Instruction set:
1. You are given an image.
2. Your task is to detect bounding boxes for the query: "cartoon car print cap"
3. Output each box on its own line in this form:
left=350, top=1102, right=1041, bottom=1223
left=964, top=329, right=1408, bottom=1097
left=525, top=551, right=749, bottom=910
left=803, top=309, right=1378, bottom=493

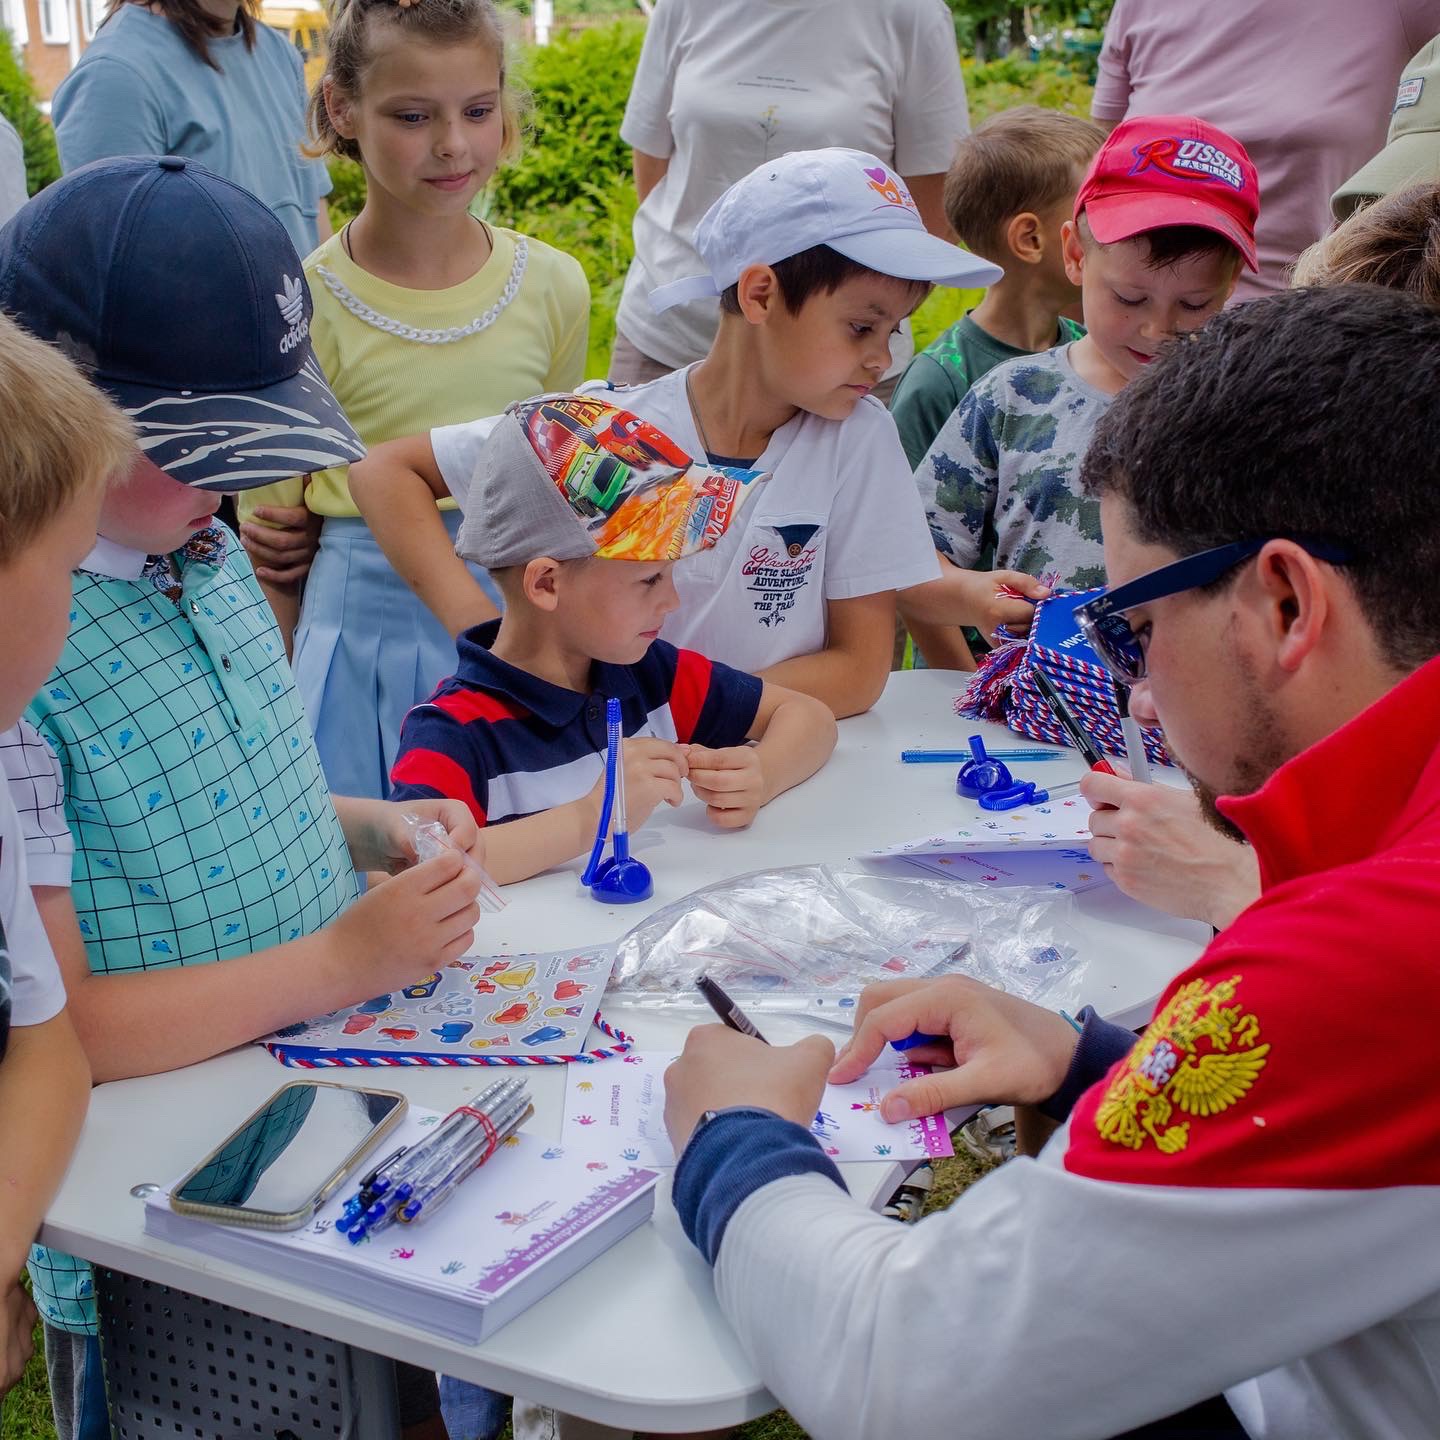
left=456, top=393, right=766, bottom=569
left=648, top=147, right=1003, bottom=314
left=1075, top=115, right=1260, bottom=272
left=0, top=155, right=365, bottom=490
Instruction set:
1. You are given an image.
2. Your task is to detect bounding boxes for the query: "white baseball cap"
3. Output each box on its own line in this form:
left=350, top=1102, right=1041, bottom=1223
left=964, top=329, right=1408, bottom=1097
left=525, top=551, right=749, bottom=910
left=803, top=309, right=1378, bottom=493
left=649, top=147, right=1003, bottom=314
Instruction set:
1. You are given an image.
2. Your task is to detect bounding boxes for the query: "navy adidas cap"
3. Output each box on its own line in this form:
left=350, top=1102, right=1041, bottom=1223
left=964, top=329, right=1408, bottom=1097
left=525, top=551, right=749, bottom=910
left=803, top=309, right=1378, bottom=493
left=0, top=155, right=364, bottom=490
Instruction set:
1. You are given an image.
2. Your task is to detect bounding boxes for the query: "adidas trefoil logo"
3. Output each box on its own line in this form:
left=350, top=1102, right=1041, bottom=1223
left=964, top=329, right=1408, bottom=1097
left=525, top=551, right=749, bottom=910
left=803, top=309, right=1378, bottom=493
left=275, top=275, right=310, bottom=354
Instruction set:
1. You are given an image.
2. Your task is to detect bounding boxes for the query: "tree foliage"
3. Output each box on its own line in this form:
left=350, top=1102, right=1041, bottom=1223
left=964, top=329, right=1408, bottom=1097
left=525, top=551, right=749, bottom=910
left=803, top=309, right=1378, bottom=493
left=0, top=27, right=60, bottom=196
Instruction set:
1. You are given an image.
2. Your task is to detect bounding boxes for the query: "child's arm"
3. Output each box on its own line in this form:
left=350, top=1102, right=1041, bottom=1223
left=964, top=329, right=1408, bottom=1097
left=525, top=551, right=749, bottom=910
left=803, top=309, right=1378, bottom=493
left=0, top=1009, right=89, bottom=1393
left=898, top=557, right=1051, bottom=648
left=394, top=738, right=689, bottom=886
left=33, top=848, right=487, bottom=1082
left=758, top=590, right=897, bottom=718
left=685, top=681, right=836, bottom=829
left=347, top=432, right=499, bottom=638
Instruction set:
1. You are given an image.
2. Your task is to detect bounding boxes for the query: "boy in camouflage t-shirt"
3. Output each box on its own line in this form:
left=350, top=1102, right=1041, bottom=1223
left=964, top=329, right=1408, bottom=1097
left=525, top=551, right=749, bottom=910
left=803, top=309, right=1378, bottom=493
left=917, top=343, right=1110, bottom=592
left=910, top=115, right=1258, bottom=645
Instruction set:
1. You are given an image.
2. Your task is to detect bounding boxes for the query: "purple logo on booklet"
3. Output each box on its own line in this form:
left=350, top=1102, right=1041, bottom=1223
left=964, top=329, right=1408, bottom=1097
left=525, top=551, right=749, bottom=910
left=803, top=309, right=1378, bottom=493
left=470, top=1169, right=659, bottom=1295
left=896, top=1061, right=954, bottom=1157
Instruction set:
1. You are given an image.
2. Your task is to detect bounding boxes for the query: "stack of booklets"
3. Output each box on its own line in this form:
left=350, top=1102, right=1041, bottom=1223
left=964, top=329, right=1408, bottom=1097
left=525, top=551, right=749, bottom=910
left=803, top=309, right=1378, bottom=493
left=962, top=589, right=1172, bottom=768
left=144, top=1112, right=659, bottom=1343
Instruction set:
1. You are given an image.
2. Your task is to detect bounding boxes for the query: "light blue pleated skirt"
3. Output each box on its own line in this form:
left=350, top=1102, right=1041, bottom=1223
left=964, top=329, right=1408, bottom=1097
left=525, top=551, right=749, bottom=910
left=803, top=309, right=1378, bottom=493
left=292, top=510, right=502, bottom=801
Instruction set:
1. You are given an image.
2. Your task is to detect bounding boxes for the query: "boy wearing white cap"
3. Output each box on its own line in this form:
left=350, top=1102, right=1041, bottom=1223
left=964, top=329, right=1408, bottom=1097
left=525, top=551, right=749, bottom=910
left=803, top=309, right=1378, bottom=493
left=350, top=148, right=1004, bottom=717
left=389, top=394, right=837, bottom=886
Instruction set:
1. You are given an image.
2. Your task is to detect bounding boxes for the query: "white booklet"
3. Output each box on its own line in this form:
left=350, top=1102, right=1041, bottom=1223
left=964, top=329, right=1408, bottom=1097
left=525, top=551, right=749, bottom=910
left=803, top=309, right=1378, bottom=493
left=144, top=1114, right=659, bottom=1344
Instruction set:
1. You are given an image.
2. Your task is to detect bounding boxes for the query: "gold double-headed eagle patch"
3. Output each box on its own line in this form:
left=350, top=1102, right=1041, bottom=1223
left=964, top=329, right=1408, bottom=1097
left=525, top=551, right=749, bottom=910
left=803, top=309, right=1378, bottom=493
left=1095, top=973, right=1270, bottom=1155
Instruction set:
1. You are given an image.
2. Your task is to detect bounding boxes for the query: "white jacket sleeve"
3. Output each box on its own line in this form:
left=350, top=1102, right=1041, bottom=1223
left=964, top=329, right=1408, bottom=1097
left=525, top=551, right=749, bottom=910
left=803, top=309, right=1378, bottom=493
left=712, top=1146, right=1440, bottom=1440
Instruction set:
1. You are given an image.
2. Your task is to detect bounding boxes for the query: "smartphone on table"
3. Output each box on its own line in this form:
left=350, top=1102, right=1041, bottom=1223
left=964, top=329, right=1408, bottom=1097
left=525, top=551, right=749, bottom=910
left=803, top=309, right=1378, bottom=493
left=169, top=1081, right=406, bottom=1230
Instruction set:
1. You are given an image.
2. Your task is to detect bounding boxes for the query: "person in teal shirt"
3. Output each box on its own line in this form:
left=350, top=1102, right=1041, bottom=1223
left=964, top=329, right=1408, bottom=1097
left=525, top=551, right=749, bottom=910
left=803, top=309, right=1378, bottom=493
left=0, top=157, right=488, bottom=1440
left=52, top=0, right=329, bottom=259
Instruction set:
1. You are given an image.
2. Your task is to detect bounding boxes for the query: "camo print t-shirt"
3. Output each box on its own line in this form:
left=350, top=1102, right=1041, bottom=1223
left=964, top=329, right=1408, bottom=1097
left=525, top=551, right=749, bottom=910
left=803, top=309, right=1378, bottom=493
left=915, top=343, right=1110, bottom=590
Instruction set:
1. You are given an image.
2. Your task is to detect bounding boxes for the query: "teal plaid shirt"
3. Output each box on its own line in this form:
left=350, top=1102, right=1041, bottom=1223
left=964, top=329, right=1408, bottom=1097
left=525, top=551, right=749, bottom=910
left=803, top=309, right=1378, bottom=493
left=25, top=527, right=357, bottom=1332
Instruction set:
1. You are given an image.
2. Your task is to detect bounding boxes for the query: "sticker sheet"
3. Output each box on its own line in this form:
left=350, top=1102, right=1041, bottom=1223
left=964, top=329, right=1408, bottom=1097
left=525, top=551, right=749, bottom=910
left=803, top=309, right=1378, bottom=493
left=263, top=947, right=615, bottom=1064
left=869, top=793, right=1096, bottom=858
left=559, top=1050, right=953, bottom=1167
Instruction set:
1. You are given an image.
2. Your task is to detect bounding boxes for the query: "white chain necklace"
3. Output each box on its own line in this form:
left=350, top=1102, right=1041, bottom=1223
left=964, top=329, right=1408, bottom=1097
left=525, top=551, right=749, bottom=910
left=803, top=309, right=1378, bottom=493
left=314, top=235, right=529, bottom=345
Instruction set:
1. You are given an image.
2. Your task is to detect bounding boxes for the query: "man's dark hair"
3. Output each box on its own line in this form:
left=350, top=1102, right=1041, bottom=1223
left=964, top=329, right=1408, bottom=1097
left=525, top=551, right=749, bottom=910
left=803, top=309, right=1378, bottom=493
left=1081, top=283, right=1440, bottom=670
left=719, top=244, right=929, bottom=316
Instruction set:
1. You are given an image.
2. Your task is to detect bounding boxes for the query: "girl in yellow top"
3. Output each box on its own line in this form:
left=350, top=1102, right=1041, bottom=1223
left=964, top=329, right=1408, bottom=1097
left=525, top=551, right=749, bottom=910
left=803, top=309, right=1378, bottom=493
left=240, top=0, right=589, bottom=800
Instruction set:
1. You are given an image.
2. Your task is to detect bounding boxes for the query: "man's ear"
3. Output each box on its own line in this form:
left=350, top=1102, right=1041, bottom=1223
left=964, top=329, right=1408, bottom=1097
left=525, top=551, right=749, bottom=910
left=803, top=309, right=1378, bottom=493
left=1004, top=210, right=1044, bottom=267
left=522, top=556, right=564, bottom=612
left=1061, top=218, right=1086, bottom=286
left=324, top=77, right=357, bottom=141
left=1254, top=541, right=1331, bottom=674
left=734, top=264, right=782, bottom=324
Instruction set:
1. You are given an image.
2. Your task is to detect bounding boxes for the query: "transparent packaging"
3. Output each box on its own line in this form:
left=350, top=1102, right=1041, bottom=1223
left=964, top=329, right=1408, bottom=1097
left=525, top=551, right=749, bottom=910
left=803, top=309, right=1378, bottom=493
left=608, top=863, right=1087, bottom=1019
left=402, top=813, right=506, bottom=913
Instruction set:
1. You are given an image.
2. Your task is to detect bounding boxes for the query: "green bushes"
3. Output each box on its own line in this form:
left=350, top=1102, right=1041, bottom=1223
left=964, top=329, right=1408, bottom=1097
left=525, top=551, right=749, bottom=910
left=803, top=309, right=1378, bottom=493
left=0, top=27, right=60, bottom=196
left=325, top=23, right=1093, bottom=375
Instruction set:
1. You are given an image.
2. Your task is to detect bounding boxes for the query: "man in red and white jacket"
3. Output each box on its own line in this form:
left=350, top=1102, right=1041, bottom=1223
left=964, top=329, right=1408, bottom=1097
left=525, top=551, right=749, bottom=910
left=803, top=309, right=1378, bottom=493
left=663, top=282, right=1440, bottom=1440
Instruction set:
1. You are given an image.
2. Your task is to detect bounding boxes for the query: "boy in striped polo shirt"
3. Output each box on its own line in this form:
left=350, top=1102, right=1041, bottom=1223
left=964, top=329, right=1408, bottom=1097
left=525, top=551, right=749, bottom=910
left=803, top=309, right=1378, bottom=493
left=390, top=394, right=837, bottom=885
left=0, top=158, right=490, bottom=1438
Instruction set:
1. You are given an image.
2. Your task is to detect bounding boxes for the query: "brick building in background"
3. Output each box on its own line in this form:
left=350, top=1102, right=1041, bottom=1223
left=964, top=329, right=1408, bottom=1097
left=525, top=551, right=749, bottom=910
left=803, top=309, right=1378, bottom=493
left=1, top=0, right=98, bottom=101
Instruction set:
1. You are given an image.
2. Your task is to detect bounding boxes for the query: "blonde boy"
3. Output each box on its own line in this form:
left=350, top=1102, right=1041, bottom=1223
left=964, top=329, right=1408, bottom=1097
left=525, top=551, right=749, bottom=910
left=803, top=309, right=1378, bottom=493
left=0, top=315, right=132, bottom=1412
left=891, top=107, right=1106, bottom=470
left=389, top=395, right=837, bottom=884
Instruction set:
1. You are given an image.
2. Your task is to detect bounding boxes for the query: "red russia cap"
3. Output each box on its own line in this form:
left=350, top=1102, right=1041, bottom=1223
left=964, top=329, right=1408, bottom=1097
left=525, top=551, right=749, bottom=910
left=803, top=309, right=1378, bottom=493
left=1074, top=115, right=1260, bottom=272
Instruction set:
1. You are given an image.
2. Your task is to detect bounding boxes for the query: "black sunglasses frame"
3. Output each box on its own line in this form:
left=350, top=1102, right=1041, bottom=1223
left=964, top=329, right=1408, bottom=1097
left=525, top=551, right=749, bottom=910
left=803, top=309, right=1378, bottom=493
left=1075, top=535, right=1354, bottom=684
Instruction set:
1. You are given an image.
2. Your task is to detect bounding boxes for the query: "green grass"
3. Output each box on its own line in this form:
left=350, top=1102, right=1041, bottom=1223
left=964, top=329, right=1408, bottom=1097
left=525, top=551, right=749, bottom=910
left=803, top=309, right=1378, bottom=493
left=4, top=1155, right=999, bottom=1440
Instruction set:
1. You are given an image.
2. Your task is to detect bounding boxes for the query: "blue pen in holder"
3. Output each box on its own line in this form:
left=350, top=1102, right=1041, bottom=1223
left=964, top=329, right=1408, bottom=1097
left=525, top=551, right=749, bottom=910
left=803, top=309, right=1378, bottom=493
left=581, top=697, right=653, bottom=904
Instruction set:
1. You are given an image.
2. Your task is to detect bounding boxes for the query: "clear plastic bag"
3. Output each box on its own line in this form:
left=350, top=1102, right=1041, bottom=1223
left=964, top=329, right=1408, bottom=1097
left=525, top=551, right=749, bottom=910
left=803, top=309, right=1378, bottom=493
left=608, top=863, right=1087, bottom=1016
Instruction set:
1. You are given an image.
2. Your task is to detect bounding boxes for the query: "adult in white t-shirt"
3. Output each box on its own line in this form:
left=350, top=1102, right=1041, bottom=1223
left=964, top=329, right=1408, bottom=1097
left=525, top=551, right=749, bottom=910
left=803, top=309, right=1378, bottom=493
left=1092, top=0, right=1438, bottom=299
left=612, top=0, right=970, bottom=385
left=431, top=371, right=940, bottom=677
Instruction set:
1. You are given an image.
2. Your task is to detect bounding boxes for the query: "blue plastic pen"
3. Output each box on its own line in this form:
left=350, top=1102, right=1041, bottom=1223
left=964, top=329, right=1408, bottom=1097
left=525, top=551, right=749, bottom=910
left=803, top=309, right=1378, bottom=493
left=901, top=748, right=1063, bottom=764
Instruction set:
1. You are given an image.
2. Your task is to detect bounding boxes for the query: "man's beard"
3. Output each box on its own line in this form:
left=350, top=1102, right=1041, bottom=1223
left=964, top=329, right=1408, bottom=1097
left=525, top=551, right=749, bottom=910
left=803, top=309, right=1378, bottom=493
left=1174, top=652, right=1289, bottom=847
left=1188, top=773, right=1250, bottom=845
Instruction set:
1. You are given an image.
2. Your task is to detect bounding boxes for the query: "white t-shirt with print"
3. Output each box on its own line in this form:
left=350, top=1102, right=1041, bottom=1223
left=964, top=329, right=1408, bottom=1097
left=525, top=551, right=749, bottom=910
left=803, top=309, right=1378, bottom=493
left=616, top=0, right=970, bottom=372
left=431, top=369, right=940, bottom=675
left=0, top=726, right=68, bottom=1044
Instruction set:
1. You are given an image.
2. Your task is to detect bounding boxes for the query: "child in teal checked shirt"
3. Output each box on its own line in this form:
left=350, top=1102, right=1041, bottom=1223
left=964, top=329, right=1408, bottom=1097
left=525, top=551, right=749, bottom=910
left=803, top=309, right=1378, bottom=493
left=0, top=159, right=489, bottom=1440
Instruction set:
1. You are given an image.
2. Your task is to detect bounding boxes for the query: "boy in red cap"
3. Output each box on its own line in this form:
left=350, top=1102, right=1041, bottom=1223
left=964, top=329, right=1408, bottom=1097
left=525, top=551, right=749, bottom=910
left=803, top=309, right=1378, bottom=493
left=911, top=116, right=1259, bottom=646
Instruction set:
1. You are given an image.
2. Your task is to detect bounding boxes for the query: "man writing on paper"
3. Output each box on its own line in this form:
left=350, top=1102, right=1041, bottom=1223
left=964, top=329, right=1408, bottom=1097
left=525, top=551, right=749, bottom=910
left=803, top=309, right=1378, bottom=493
left=663, top=283, right=1440, bottom=1440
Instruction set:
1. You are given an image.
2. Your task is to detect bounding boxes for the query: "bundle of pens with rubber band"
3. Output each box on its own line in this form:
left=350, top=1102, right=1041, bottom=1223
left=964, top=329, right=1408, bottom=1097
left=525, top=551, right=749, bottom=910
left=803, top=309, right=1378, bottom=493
left=960, top=587, right=1173, bottom=770
left=338, top=1077, right=532, bottom=1244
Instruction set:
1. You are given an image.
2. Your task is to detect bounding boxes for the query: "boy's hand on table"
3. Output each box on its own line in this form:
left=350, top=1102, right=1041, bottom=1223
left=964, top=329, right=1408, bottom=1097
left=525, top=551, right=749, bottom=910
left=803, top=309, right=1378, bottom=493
left=334, top=851, right=482, bottom=981
left=1081, top=770, right=1261, bottom=929
left=593, top=739, right=687, bottom=830
left=664, top=1028, right=834, bottom=1150
left=829, top=976, right=1080, bottom=1123
left=0, top=1281, right=37, bottom=1396
left=683, top=744, right=765, bottom=829
left=239, top=504, right=322, bottom=586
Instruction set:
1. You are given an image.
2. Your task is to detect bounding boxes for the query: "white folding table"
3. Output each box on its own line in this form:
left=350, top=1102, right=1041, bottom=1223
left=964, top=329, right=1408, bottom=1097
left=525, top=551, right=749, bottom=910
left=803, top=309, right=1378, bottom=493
left=42, top=670, right=1209, bottom=1433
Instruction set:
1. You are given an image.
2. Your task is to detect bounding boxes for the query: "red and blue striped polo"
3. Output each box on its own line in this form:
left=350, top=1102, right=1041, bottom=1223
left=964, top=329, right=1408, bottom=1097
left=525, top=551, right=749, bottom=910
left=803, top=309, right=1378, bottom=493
left=389, top=620, right=764, bottom=826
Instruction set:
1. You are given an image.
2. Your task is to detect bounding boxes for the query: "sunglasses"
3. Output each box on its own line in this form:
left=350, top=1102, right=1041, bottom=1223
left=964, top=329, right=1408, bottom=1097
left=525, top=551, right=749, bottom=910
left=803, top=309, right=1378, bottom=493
left=1075, top=536, right=1354, bottom=685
